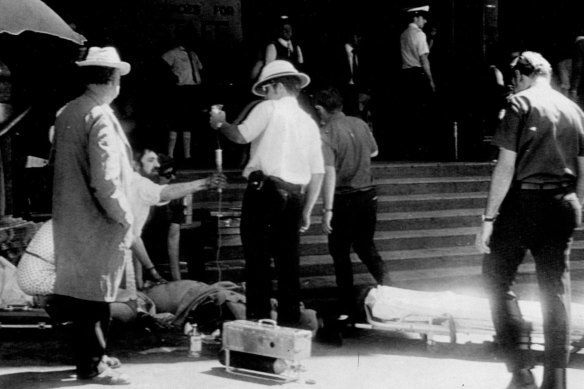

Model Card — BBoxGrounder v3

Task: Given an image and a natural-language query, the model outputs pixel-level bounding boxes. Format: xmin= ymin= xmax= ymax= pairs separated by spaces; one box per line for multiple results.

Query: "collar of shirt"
xmin=278 ymin=38 xmax=293 ymax=49
xmin=408 ymin=22 xmax=421 ymax=32
xmin=322 ymin=111 xmax=346 ymax=132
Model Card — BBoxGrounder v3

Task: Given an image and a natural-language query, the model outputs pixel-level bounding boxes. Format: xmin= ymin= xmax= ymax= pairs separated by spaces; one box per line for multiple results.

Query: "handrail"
xmin=0 ymin=106 xmax=32 ymax=138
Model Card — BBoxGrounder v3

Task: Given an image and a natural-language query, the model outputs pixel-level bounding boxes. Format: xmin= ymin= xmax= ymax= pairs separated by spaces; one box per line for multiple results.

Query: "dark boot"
xmin=540 ymin=368 xmax=567 ymax=389
xmin=505 ymin=369 xmax=537 ymax=389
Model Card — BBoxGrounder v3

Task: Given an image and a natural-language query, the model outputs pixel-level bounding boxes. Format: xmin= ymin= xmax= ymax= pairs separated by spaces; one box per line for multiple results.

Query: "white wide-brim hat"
xmin=76 ymin=46 xmax=131 ymax=76
xmin=252 ymin=60 xmax=310 ymax=97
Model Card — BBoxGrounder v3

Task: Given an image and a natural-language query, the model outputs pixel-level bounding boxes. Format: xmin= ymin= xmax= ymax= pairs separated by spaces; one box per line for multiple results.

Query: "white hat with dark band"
xmin=251 ymin=60 xmax=310 ymax=97
xmin=76 ymin=46 xmax=131 ymax=76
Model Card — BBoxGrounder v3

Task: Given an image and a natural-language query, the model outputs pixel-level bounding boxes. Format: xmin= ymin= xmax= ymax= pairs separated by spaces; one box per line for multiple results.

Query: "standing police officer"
xmin=476 ymin=51 xmax=584 ymax=389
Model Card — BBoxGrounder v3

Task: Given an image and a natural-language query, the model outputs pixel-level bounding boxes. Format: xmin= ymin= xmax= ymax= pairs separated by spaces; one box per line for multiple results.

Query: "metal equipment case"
xmin=222 ymin=319 xmax=312 ymax=381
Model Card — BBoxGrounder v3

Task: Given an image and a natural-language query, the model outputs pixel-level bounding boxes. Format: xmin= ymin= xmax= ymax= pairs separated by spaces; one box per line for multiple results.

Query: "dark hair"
xmin=134 ymin=148 xmax=157 ymax=164
xmin=80 ymin=66 xmax=118 ymax=85
xmin=273 ymin=75 xmax=303 ymax=95
xmin=314 ymin=87 xmax=343 ymax=113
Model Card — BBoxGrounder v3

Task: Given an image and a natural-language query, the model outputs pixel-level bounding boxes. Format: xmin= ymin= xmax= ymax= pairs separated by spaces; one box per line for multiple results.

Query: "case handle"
xmin=258 ymin=319 xmax=277 ymax=328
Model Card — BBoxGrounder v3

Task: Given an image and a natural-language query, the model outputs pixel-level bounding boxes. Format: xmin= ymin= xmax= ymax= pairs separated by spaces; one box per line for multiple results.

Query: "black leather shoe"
xmin=505 ymin=369 xmax=537 ymax=389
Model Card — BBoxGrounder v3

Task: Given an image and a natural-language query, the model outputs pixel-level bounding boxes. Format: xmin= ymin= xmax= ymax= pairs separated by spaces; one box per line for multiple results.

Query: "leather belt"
xmin=518 ymin=182 xmax=573 ymax=190
xmin=248 ymin=170 xmax=305 ymax=194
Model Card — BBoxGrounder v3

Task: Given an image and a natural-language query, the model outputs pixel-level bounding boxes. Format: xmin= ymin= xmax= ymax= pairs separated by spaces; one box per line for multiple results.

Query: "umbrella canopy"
xmin=0 ymin=0 xmax=85 ymax=45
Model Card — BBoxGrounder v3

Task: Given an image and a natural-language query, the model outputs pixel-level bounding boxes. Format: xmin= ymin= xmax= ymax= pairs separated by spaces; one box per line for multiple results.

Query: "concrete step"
xmin=370 ymin=161 xmax=494 ymax=178
xmin=204 ymin=246 xmax=485 ymax=281
xmin=188 ymin=207 xmax=487 ymax=237
xmin=377 ymin=208 xmax=482 ymax=230
xmin=376 ymin=192 xmax=487 ymax=212
xmin=375 ymin=176 xmax=491 ymax=196
xmin=179 ymin=161 xmax=494 ymax=179
xmin=190 ymin=176 xmax=492 ymax=202
xmin=183 ymin=169 xmax=492 ymax=202
xmin=212 ymin=222 xmax=584 ymax=261
xmin=204 ymin=241 xmax=584 ymax=281
xmin=173 ymin=162 xmax=584 ymax=302
xmin=195 ymin=192 xmax=489 ymax=214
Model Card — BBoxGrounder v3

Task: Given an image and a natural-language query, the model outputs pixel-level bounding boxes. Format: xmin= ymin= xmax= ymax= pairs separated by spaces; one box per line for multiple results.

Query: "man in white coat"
xmin=50 ymin=46 xmax=136 ymax=385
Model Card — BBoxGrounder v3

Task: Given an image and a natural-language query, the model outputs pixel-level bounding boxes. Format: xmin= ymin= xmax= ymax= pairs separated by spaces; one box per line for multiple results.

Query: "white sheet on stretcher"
xmin=365 ymin=286 xmax=584 ymax=339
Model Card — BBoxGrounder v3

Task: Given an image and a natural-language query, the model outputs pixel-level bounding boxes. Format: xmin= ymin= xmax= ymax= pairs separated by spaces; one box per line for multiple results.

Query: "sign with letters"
xmin=157 ymin=0 xmax=242 ymax=44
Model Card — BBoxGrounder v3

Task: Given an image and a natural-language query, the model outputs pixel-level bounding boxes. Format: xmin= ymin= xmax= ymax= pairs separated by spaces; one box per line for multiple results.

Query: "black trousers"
xmin=240 ymin=174 xmax=305 ymax=325
xmin=483 ymin=188 xmax=578 ymax=372
xmin=329 ymin=187 xmax=388 ymax=317
xmin=397 ymin=68 xmax=434 ymax=158
xmin=45 ymin=294 xmax=111 ymax=378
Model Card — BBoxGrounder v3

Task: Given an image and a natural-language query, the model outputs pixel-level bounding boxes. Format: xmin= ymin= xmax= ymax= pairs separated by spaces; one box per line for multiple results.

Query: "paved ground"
xmin=1 ymin=316 xmax=584 ymax=389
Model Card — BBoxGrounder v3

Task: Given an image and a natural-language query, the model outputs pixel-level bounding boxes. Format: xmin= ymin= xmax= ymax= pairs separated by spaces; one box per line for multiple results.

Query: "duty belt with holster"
xmin=248 ymin=170 xmax=305 ymax=194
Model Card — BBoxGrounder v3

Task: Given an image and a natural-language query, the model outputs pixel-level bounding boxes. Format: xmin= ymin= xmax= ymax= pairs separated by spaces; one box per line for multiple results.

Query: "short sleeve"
xmin=492 ymin=97 xmax=524 ymax=152
xmin=321 ymin=134 xmax=336 ymax=167
xmin=238 ymin=100 xmax=274 ymax=142
xmin=132 ymin=173 xmax=165 ymax=206
xmin=415 ymin=31 xmax=430 ymax=57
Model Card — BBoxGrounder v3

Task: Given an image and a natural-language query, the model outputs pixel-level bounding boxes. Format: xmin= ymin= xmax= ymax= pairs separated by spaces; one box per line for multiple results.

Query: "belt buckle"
xmin=250 ymin=178 xmax=264 ymax=191
xmin=249 ymin=170 xmax=265 ymax=191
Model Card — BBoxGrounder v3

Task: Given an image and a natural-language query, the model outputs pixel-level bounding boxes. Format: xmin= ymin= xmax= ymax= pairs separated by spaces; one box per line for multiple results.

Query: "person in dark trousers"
xmin=50 ymin=46 xmax=135 ymax=385
xmin=476 ymin=51 xmax=584 ymax=389
xmin=335 ymin=29 xmax=372 ymax=121
xmin=161 ymin=30 xmax=204 ymax=164
xmin=209 ymin=60 xmax=324 ymax=332
xmin=314 ymin=87 xmax=389 ymax=327
xmin=398 ymin=5 xmax=436 ymax=159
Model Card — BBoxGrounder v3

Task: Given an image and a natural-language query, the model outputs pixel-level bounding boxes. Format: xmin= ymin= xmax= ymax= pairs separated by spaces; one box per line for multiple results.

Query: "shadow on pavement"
xmin=0 ymin=369 xmax=80 ymax=389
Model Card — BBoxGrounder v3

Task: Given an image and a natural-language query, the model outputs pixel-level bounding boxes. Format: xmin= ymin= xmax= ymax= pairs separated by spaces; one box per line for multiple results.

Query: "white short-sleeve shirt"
xmin=400 ymin=23 xmax=430 ymax=69
xmin=238 ymin=96 xmax=324 ymax=185
xmin=129 ymin=172 xmax=166 ymax=239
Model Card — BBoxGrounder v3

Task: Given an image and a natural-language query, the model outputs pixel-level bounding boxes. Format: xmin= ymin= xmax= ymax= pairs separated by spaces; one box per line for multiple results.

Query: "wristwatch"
xmin=482 ymin=215 xmax=496 ymax=222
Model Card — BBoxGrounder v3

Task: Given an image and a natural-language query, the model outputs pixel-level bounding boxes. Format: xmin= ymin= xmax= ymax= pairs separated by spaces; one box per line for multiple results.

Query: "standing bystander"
xmin=162 ymin=31 xmax=204 ymax=164
xmin=570 ymin=31 xmax=584 ymax=107
xmin=314 ymin=86 xmax=389 ymax=328
xmin=264 ymin=15 xmax=304 ymax=70
xmin=50 ymin=46 xmax=135 ymax=385
xmin=399 ymin=5 xmax=435 ymax=159
xmin=336 ymin=29 xmax=372 ymax=121
xmin=476 ymin=51 xmax=584 ymax=389
xmin=209 ymin=60 xmax=324 ymax=332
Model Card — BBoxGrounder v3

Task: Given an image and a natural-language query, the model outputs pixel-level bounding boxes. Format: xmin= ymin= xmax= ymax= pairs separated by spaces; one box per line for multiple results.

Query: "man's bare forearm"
xmin=484 ymin=148 xmax=517 ymax=218
xmin=303 ymin=173 xmax=324 ymax=216
xmin=160 ymin=179 xmax=208 ymax=202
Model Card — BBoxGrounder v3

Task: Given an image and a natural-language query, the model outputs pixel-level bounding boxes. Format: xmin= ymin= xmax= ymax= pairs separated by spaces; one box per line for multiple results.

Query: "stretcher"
xmin=357 ymin=286 xmax=584 ymax=353
xmin=0 ymin=305 xmax=52 ymax=329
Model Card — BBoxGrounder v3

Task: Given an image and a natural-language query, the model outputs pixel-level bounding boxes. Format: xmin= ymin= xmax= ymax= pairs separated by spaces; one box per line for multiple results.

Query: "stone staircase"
xmin=178 ymin=162 xmax=584 ymax=307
